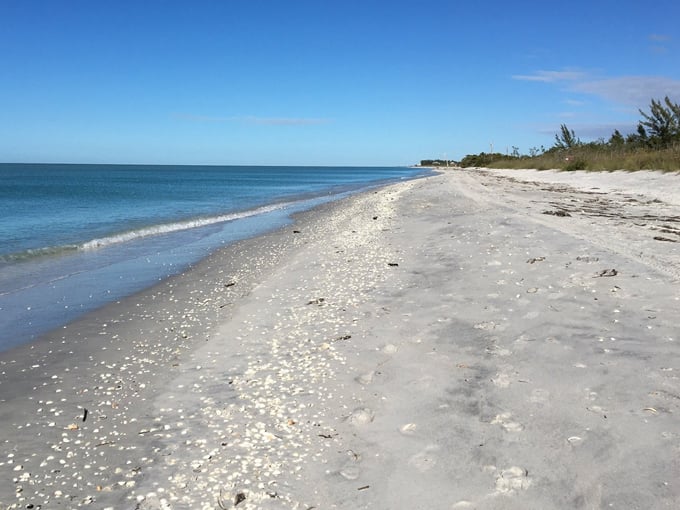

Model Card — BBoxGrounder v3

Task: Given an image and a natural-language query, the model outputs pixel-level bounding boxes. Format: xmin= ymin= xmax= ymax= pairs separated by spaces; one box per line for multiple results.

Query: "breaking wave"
xmin=1 ymin=201 xmax=292 ymax=264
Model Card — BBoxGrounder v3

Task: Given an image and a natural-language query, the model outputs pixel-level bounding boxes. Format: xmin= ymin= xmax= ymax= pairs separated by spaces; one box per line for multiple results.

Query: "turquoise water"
xmin=0 ymin=164 xmax=425 ymax=351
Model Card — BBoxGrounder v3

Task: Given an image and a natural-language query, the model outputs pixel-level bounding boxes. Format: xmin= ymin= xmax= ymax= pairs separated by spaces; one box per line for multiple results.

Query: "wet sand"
xmin=1 ymin=169 xmax=679 ymax=509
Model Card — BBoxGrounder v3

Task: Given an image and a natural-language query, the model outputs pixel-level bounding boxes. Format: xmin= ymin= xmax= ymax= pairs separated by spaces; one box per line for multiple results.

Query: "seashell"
xmin=399 ymin=423 xmax=417 ymax=435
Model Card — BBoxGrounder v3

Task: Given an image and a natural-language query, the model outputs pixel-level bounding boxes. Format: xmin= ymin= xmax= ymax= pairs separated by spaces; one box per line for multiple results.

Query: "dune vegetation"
xmin=456 ymin=97 xmax=680 ymax=171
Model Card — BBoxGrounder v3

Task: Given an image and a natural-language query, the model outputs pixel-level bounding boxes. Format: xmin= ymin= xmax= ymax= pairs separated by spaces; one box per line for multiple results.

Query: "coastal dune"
xmin=1 ymin=169 xmax=679 ymax=509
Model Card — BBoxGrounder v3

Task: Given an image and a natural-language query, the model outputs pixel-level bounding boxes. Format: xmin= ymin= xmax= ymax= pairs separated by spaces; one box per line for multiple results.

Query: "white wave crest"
xmin=80 ymin=202 xmax=290 ymax=251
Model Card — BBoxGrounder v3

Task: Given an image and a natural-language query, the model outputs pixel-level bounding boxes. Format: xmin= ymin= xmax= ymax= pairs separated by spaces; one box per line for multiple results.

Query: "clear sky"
xmin=2 ymin=0 xmax=679 ymax=166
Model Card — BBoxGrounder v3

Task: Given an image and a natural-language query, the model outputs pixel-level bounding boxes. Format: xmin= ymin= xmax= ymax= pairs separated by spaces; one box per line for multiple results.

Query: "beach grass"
xmin=480 ymin=145 xmax=680 ymax=172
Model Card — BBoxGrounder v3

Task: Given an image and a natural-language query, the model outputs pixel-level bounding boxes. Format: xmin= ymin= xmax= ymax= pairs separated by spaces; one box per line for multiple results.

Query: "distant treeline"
xmin=452 ymin=97 xmax=680 ymax=171
xmin=419 ymin=159 xmax=454 ymax=167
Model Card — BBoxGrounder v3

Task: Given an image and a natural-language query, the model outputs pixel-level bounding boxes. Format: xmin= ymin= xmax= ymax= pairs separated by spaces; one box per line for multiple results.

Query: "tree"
xmin=608 ymin=129 xmax=625 ymax=147
xmin=554 ymin=124 xmax=580 ymax=149
xmin=625 ymin=123 xmax=649 ymax=148
xmin=459 ymin=152 xmax=507 ymax=168
xmin=638 ymin=96 xmax=680 ymax=148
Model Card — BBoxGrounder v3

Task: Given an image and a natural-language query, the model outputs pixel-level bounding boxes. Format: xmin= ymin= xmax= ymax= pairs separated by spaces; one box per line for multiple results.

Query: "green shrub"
xmin=564 ymin=159 xmax=587 ymax=171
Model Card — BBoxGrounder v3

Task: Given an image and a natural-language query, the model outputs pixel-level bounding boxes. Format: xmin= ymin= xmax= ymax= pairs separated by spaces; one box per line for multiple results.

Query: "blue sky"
xmin=2 ymin=0 xmax=679 ymax=166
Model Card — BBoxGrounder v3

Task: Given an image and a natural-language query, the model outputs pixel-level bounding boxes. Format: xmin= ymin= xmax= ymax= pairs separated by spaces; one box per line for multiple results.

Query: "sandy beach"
xmin=2 ymin=168 xmax=679 ymax=509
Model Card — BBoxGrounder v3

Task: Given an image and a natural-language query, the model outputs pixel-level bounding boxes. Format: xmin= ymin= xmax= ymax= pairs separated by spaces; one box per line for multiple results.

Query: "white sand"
xmin=1 ymin=169 xmax=679 ymax=509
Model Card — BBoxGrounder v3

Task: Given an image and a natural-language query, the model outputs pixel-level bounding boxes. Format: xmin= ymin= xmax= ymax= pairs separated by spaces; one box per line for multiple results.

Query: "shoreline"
xmin=0 ymin=182 xmax=408 ymax=508
xmin=2 ymin=169 xmax=679 ymax=509
xmin=0 ymin=165 xmax=425 ymax=352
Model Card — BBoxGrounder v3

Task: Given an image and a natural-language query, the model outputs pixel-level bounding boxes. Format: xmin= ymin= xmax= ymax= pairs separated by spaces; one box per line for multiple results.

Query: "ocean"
xmin=0 ymin=164 xmax=425 ymax=352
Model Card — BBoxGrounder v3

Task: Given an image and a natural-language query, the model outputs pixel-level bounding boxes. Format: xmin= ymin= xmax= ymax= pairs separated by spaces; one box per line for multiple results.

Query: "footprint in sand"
xmin=414 ymin=374 xmax=436 ymax=390
xmin=339 ymin=463 xmax=361 ymax=480
xmin=355 ymin=370 xmax=375 ymax=385
xmin=529 ymin=388 xmax=550 ymax=404
xmin=338 ymin=449 xmax=362 ymax=480
xmin=408 ymin=445 xmax=439 ymax=472
xmin=491 ymin=372 xmax=511 ymax=388
xmin=382 ymin=343 xmax=398 ymax=354
xmin=491 ymin=412 xmax=524 ymax=432
xmin=495 ymin=466 xmax=531 ymax=493
xmin=136 ymin=494 xmax=173 ymax=510
xmin=487 ymin=345 xmax=512 ymax=357
xmin=348 ymin=407 xmax=375 ymax=425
